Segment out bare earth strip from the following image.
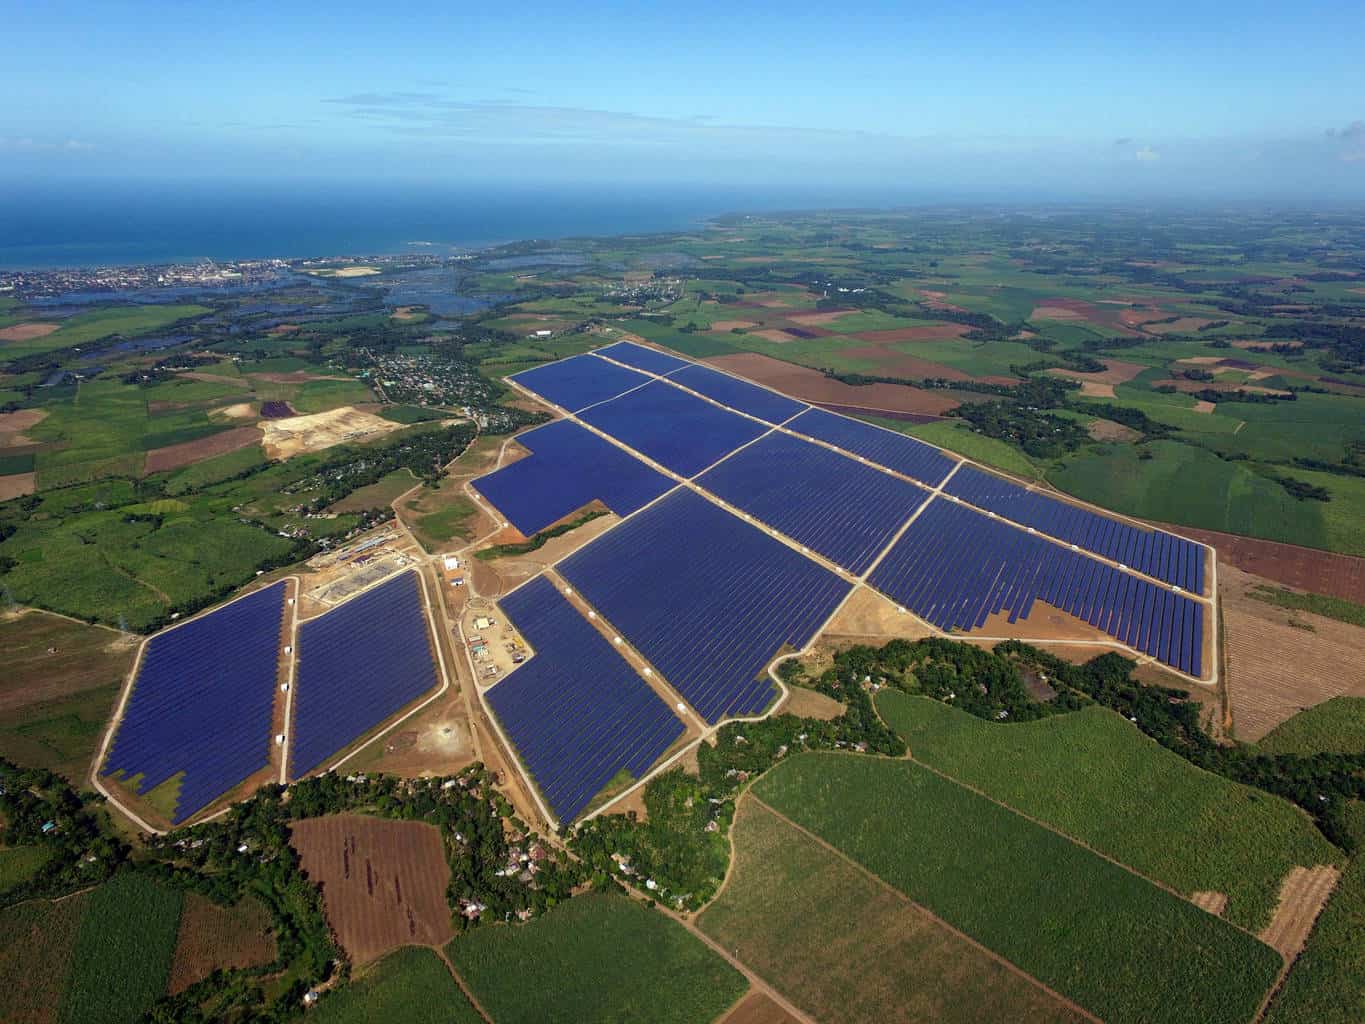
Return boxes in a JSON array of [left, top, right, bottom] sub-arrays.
[[704, 352, 961, 416], [167, 892, 277, 994], [721, 992, 804, 1024], [143, 425, 263, 474], [1219, 566, 1365, 740], [291, 814, 455, 965], [1160, 524, 1365, 605], [1192, 891, 1229, 917], [0, 472, 36, 500], [1259, 865, 1340, 959], [698, 797, 1092, 1024], [0, 322, 60, 342], [261, 406, 406, 459]]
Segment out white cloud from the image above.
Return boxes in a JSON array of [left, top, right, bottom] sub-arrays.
[[1135, 146, 1160, 162], [0, 137, 95, 152]]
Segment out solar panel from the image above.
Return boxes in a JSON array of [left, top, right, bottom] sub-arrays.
[[593, 340, 691, 376], [667, 363, 808, 425], [578, 379, 769, 477], [472, 419, 674, 536], [785, 407, 957, 486], [869, 498, 1204, 676], [697, 430, 928, 575], [944, 465, 1207, 593], [102, 581, 285, 824], [558, 489, 852, 722], [509, 353, 651, 412], [491, 576, 685, 824], [290, 571, 439, 777]]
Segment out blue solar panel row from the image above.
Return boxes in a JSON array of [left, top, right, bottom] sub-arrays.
[[698, 430, 928, 575], [944, 465, 1207, 593], [593, 340, 691, 376], [103, 581, 285, 823], [869, 499, 1205, 676], [491, 576, 685, 824], [291, 571, 440, 777], [509, 353, 651, 412], [579, 379, 769, 477], [472, 419, 675, 537], [668, 363, 809, 425], [786, 407, 957, 487], [559, 489, 852, 722]]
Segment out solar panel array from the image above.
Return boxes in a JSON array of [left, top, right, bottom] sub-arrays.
[[291, 571, 439, 777], [579, 379, 769, 477], [869, 499, 1204, 676], [944, 465, 1207, 593], [787, 407, 958, 486], [510, 353, 650, 412], [558, 489, 852, 722], [698, 430, 928, 575], [490, 576, 685, 824], [472, 419, 674, 536], [669, 363, 808, 425], [103, 582, 285, 824], [593, 340, 691, 376]]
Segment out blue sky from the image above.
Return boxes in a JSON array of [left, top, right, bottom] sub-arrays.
[[3, 0, 1363, 197]]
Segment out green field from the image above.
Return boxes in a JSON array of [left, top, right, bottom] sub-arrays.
[[879, 693, 1339, 928], [448, 893, 746, 1024], [699, 798, 1085, 1024], [328, 468, 416, 513], [1258, 698, 1365, 757], [312, 947, 482, 1024], [1049, 440, 1338, 551], [58, 872, 183, 1024], [753, 752, 1282, 1024], [291, 378, 374, 414], [1, 304, 210, 360], [0, 846, 53, 893], [0, 893, 90, 1024], [0, 684, 121, 783], [1265, 803, 1365, 1024], [900, 419, 1041, 477]]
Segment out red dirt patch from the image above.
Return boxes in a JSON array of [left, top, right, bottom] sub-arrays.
[[752, 328, 805, 343], [0, 322, 60, 342], [1047, 359, 1146, 386], [704, 352, 959, 417], [0, 472, 36, 500], [143, 425, 262, 474], [291, 814, 455, 965], [786, 310, 856, 326], [167, 892, 276, 994], [1259, 865, 1340, 959], [721, 992, 803, 1024], [854, 324, 971, 343], [708, 320, 757, 332]]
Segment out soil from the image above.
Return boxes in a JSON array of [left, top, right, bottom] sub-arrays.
[[1073, 381, 1116, 398], [704, 352, 961, 417], [786, 310, 856, 326], [181, 371, 251, 389], [0, 472, 36, 500], [1218, 565, 1365, 741], [1259, 865, 1340, 959], [1047, 359, 1147, 386], [970, 598, 1112, 644], [823, 586, 933, 641], [1161, 525, 1365, 604], [1086, 419, 1139, 442], [841, 345, 974, 382], [0, 408, 49, 445], [167, 893, 277, 995], [143, 425, 262, 474], [0, 322, 59, 342], [708, 320, 758, 332], [779, 686, 846, 721], [214, 402, 257, 420], [752, 329, 804, 343], [721, 992, 804, 1024], [1190, 891, 1228, 917], [290, 814, 455, 965], [260, 406, 405, 459], [0, 609, 135, 714], [1191, 400, 1216, 413]]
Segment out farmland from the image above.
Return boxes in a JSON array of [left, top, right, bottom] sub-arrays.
[[0, 304, 210, 360], [0, 893, 90, 1024], [290, 814, 454, 965], [752, 752, 1282, 1024], [166, 892, 276, 994], [311, 947, 483, 1024], [57, 872, 183, 1024], [449, 893, 747, 1024], [878, 692, 1339, 929], [1258, 698, 1365, 756], [699, 797, 1088, 1024]]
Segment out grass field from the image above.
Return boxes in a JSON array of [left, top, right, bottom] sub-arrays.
[[879, 693, 1339, 929], [699, 798, 1086, 1024], [410, 492, 481, 551], [57, 872, 183, 1024], [328, 469, 416, 513], [1257, 698, 1365, 757], [1, 304, 210, 360], [0, 893, 90, 1024], [900, 419, 1040, 477], [312, 947, 482, 1024], [0, 846, 53, 893], [1264, 802, 1365, 1024], [449, 893, 747, 1024], [753, 752, 1282, 1024], [291, 379, 374, 414], [1049, 440, 1337, 552]]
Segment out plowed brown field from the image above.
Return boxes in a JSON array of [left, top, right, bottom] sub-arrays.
[[1259, 865, 1340, 959], [167, 893, 276, 994], [143, 426, 262, 473], [1161, 526, 1365, 604], [704, 353, 960, 417], [1220, 565, 1365, 740], [291, 814, 454, 964]]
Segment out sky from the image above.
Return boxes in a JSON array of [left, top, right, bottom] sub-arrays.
[[3, 0, 1363, 199]]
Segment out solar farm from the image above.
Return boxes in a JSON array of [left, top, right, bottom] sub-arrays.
[[474, 339, 1217, 825], [97, 568, 446, 827]]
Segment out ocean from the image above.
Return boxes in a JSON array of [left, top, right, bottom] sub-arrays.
[[0, 181, 916, 270]]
